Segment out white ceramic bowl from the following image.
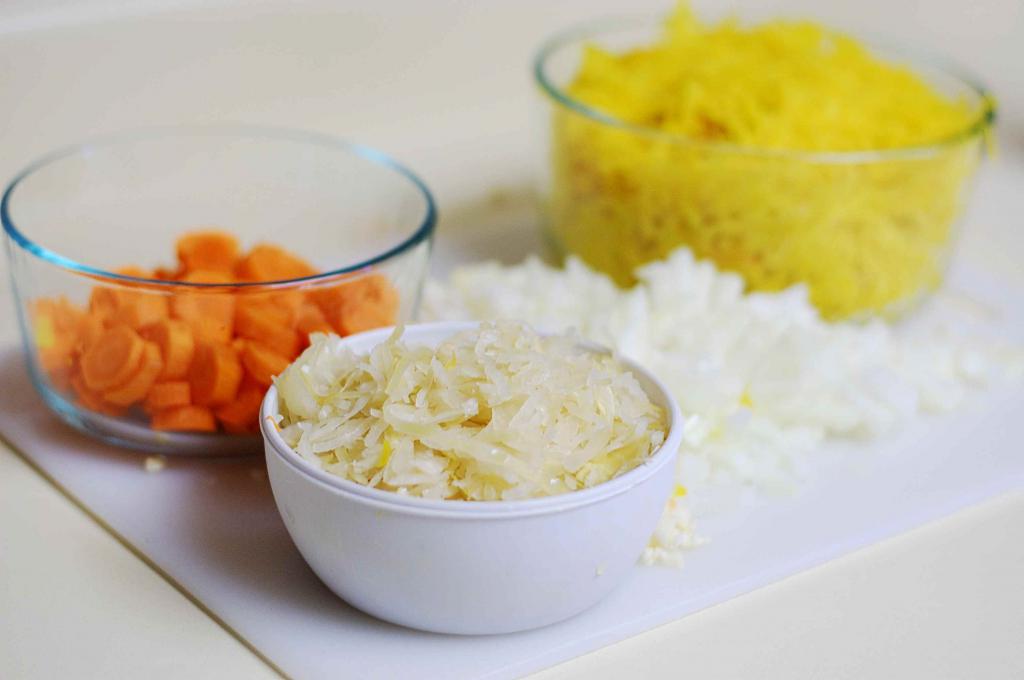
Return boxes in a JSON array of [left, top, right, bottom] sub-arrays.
[[260, 322, 682, 635]]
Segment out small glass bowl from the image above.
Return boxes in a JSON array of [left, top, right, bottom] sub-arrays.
[[3, 126, 436, 455], [534, 17, 995, 320]]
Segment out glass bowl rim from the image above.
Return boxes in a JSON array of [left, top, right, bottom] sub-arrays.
[[1, 124, 438, 289], [533, 14, 997, 163]]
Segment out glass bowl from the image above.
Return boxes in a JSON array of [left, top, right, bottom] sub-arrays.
[[3, 126, 436, 455], [534, 17, 995, 320]]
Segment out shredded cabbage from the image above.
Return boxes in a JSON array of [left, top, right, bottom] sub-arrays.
[[274, 321, 666, 501]]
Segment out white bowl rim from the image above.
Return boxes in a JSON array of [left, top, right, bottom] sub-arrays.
[[260, 321, 683, 519]]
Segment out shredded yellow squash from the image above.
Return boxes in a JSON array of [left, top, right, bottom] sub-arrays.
[[547, 4, 990, 318]]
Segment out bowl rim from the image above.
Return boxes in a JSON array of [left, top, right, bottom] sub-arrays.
[[1, 124, 438, 289], [260, 321, 683, 519], [533, 14, 997, 163]]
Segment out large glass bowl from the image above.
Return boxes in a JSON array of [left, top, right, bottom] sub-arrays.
[[3, 127, 436, 455], [534, 18, 995, 320]]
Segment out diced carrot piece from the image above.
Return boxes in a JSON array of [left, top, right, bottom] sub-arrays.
[[153, 265, 184, 281], [89, 267, 151, 323], [235, 298, 300, 358], [170, 269, 235, 344], [141, 319, 195, 380], [75, 313, 105, 357], [70, 373, 127, 417], [240, 341, 292, 386], [103, 341, 163, 406], [176, 230, 240, 273], [40, 353, 75, 392], [151, 405, 217, 432], [294, 300, 334, 345], [32, 297, 85, 336], [189, 341, 243, 407], [235, 244, 317, 282], [144, 381, 191, 412], [88, 286, 120, 321], [214, 383, 265, 434], [116, 266, 150, 278], [30, 298, 82, 390], [112, 292, 169, 330], [80, 325, 145, 391], [315, 274, 399, 336]]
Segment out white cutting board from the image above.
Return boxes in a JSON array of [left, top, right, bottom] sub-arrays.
[[1, 258, 1022, 680]]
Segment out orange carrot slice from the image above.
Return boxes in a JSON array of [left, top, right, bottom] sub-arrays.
[[294, 300, 334, 343], [170, 269, 235, 344], [70, 373, 127, 417], [30, 298, 82, 389], [80, 326, 145, 391], [317, 274, 399, 336], [88, 286, 120, 321], [214, 383, 265, 434], [141, 319, 195, 380], [75, 313, 105, 357], [240, 341, 292, 386], [32, 297, 85, 336], [153, 265, 184, 281], [235, 298, 300, 358], [112, 292, 169, 330], [189, 341, 243, 407], [103, 341, 163, 406], [235, 244, 317, 282], [88, 266, 152, 324], [151, 405, 217, 432], [176, 230, 240, 273], [144, 381, 191, 411]]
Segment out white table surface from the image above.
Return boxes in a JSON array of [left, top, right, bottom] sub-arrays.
[[1, 1, 1022, 678]]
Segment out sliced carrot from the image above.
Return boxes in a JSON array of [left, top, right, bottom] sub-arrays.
[[32, 297, 85, 336], [80, 325, 145, 391], [249, 290, 304, 318], [30, 298, 82, 389], [151, 405, 217, 432], [176, 230, 240, 273], [235, 244, 317, 282], [141, 319, 195, 380], [88, 266, 151, 324], [70, 373, 127, 417], [115, 266, 150, 278], [40, 354, 75, 392], [112, 292, 169, 330], [234, 298, 301, 358], [144, 381, 191, 412], [75, 313, 105, 357], [240, 341, 292, 386], [317, 274, 399, 336], [170, 269, 235, 344], [294, 301, 334, 345], [88, 286, 120, 321], [214, 383, 265, 434], [103, 341, 163, 406], [189, 341, 243, 407], [153, 265, 184, 281]]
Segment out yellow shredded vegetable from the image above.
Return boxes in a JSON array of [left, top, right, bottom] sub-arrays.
[[546, 4, 990, 319]]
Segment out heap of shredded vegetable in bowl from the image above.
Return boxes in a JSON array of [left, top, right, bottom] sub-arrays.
[[273, 322, 667, 500], [543, 3, 991, 319]]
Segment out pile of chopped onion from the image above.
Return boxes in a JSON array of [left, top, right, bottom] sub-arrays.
[[423, 248, 1022, 565], [274, 321, 666, 501]]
